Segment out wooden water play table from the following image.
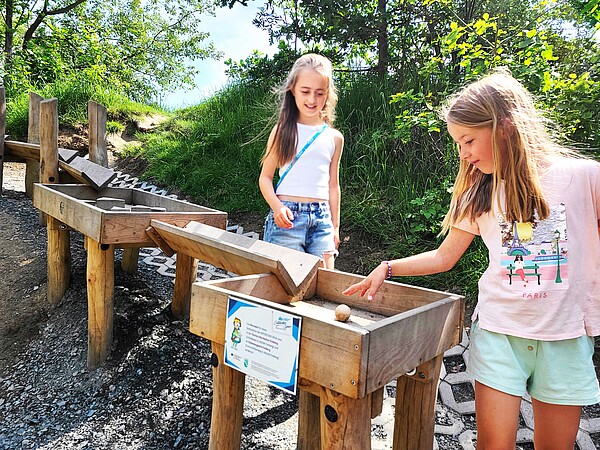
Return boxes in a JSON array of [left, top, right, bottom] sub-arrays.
[[149, 220, 464, 449], [33, 183, 227, 368]]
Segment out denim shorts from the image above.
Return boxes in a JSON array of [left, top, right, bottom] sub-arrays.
[[468, 321, 600, 405], [263, 201, 337, 259]]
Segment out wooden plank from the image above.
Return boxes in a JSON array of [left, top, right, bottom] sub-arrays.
[[4, 140, 79, 162], [26, 93, 42, 198], [5, 140, 43, 159], [96, 197, 126, 210], [34, 183, 104, 242], [151, 220, 319, 297], [62, 156, 117, 191], [205, 274, 292, 302], [364, 296, 463, 395], [145, 226, 175, 256], [132, 190, 225, 213], [37, 183, 134, 203], [58, 148, 79, 163], [101, 213, 225, 245]]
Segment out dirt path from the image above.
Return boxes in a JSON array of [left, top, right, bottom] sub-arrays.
[[0, 173, 51, 370]]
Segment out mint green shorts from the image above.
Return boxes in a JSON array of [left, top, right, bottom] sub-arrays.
[[469, 321, 600, 405]]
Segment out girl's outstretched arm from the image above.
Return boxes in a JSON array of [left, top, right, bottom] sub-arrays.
[[342, 227, 475, 301]]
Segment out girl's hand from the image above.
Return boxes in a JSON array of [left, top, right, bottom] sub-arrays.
[[342, 263, 388, 301], [274, 206, 294, 228]]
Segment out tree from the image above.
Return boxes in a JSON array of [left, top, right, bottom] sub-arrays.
[[1, 0, 223, 101]]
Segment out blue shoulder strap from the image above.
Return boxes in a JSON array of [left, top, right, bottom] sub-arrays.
[[275, 124, 327, 190]]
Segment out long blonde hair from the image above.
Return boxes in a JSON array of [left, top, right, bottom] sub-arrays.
[[262, 53, 338, 167], [440, 68, 574, 232]]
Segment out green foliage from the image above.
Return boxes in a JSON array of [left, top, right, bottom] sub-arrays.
[[2, 0, 221, 103], [5, 77, 165, 140], [389, 90, 441, 144], [405, 181, 453, 244], [107, 121, 125, 135]]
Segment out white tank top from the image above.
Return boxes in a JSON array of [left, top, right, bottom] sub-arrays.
[[276, 123, 336, 200]]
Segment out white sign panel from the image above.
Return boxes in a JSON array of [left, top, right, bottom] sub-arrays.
[[224, 296, 302, 395]]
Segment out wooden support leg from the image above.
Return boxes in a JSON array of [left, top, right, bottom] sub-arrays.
[[46, 216, 71, 305], [86, 237, 114, 370], [319, 388, 372, 450], [120, 248, 139, 274], [297, 390, 322, 450], [392, 354, 443, 450], [371, 386, 385, 418], [209, 342, 245, 450], [24, 159, 39, 199], [172, 253, 198, 319]]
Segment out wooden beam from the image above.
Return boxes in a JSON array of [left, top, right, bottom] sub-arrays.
[[26, 92, 42, 197], [39, 98, 60, 185], [59, 156, 117, 191], [150, 220, 320, 297], [88, 101, 109, 167], [4, 140, 79, 162]]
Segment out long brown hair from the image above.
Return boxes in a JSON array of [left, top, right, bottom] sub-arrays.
[[440, 68, 576, 232], [262, 53, 337, 167]]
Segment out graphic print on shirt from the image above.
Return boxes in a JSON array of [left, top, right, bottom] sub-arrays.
[[499, 202, 568, 291]]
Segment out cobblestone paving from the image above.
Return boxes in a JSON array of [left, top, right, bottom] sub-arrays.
[[110, 172, 600, 449]]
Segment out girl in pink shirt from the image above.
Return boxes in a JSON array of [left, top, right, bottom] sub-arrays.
[[344, 69, 600, 448]]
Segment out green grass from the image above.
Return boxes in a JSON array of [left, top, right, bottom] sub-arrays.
[[6, 77, 167, 141]]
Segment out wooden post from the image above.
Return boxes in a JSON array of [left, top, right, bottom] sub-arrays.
[[172, 253, 198, 319], [120, 247, 139, 274], [39, 98, 60, 225], [39, 98, 60, 184], [121, 249, 140, 273], [319, 388, 372, 449], [0, 87, 5, 195], [209, 342, 245, 450], [26, 93, 42, 198], [297, 390, 322, 449], [392, 354, 443, 450], [46, 217, 71, 305], [86, 237, 115, 369], [88, 100, 109, 168]]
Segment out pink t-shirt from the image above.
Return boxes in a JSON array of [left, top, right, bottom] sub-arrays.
[[454, 157, 600, 340]]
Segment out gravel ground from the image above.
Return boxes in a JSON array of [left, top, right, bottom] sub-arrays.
[[0, 188, 300, 450]]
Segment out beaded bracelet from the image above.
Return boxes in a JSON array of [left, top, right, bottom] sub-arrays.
[[382, 261, 392, 279]]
